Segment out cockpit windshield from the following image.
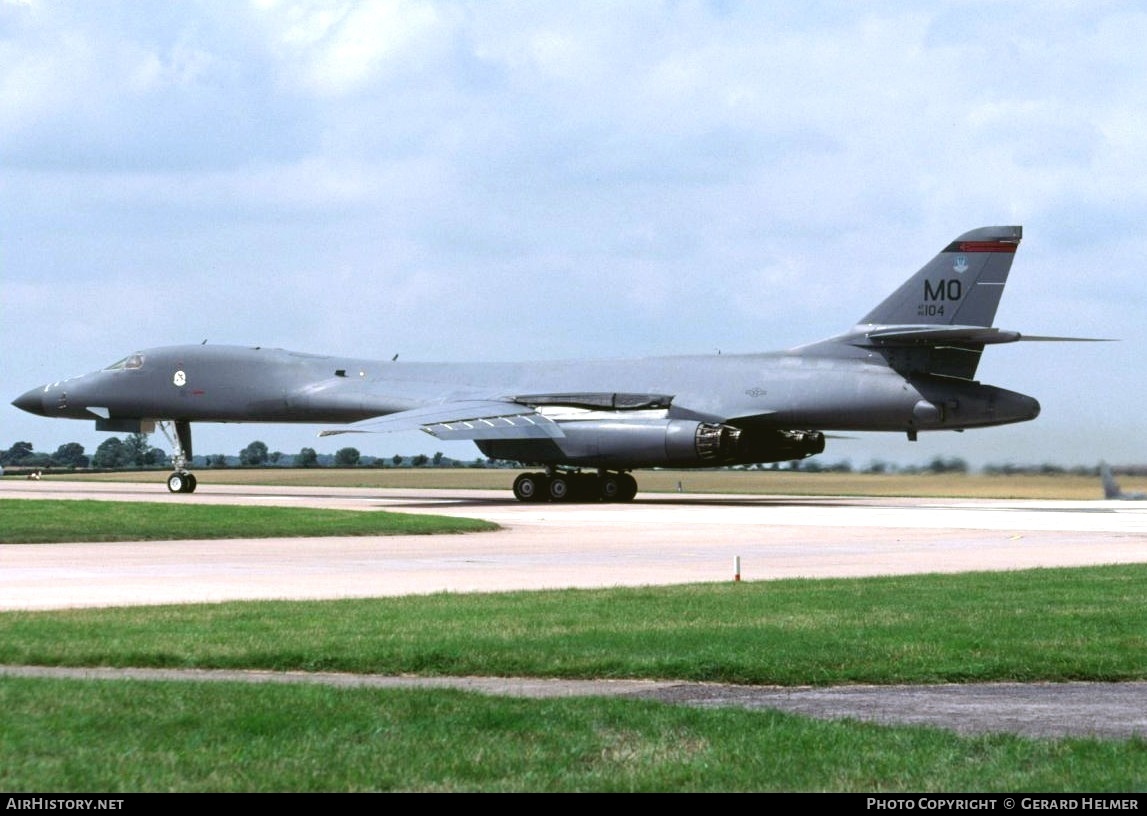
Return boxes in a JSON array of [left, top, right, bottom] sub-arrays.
[[104, 353, 145, 371]]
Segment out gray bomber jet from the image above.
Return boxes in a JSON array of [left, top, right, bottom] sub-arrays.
[[13, 225, 1080, 501]]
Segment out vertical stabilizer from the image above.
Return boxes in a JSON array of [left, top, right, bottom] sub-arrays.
[[859, 226, 1022, 328], [1097, 462, 1146, 499], [838, 225, 1024, 380], [1101, 461, 1121, 499]]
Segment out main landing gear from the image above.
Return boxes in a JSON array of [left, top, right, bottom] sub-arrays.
[[512, 469, 638, 503], [159, 419, 198, 493]]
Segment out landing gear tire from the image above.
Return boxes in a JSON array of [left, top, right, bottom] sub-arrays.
[[167, 471, 197, 494], [548, 475, 570, 501], [598, 472, 637, 502], [513, 472, 548, 502], [617, 473, 638, 502]]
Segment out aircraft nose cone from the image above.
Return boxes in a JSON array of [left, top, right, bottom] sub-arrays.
[[11, 388, 46, 416]]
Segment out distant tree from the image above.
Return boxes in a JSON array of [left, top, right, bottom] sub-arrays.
[[392, 454, 404, 467], [92, 438, 127, 468], [0, 441, 35, 466], [239, 440, 269, 466], [208, 454, 228, 468], [120, 433, 154, 467], [334, 447, 360, 466], [296, 447, 319, 468], [411, 453, 429, 467], [51, 442, 88, 469], [269, 451, 282, 465], [926, 456, 968, 474], [432, 451, 444, 466]]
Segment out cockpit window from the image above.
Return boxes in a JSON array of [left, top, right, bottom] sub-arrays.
[[104, 353, 145, 371]]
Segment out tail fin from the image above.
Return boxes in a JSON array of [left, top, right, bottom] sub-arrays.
[[794, 226, 1027, 379], [1098, 463, 1147, 499], [859, 225, 1023, 327], [847, 225, 1023, 380], [1101, 461, 1121, 500], [796, 225, 1103, 383]]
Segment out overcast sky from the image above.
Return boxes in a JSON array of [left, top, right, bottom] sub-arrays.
[[3, 1, 1145, 470]]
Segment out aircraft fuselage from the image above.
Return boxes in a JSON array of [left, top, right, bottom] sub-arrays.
[[14, 343, 1038, 435]]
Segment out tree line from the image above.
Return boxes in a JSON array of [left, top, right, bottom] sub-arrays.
[[0, 435, 499, 471], [0, 436, 1129, 476]]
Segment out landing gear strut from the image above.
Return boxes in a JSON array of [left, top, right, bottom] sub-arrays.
[[159, 420, 197, 493], [512, 469, 637, 503]]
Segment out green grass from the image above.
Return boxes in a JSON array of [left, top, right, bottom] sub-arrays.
[[2, 676, 1142, 792], [0, 498, 497, 543], [3, 566, 1145, 683], [2, 567, 1147, 791]]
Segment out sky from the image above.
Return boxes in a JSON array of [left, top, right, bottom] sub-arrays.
[[3, 0, 1146, 471]]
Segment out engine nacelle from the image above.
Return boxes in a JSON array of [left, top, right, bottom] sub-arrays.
[[476, 419, 825, 469]]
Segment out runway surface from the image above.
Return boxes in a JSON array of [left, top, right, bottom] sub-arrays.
[[4, 478, 1147, 741]]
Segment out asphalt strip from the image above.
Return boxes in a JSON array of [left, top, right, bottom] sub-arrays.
[[2, 665, 1144, 742]]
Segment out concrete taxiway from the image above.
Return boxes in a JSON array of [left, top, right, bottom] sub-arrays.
[[4, 478, 1147, 741]]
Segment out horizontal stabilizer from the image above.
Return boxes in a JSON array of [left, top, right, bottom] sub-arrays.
[[851, 326, 1114, 346], [320, 400, 563, 441], [857, 325, 1023, 346], [1011, 335, 1116, 342]]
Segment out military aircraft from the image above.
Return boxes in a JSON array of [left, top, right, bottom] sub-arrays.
[[1100, 462, 1147, 500], [13, 225, 1089, 501]]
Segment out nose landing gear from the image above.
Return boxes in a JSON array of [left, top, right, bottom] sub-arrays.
[[159, 420, 198, 493], [166, 470, 198, 494]]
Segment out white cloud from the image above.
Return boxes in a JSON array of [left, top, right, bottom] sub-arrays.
[[251, 0, 447, 95]]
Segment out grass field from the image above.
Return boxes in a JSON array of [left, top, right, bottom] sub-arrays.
[[5, 672, 1141, 792], [0, 498, 496, 543], [16, 465, 1132, 500], [5, 566, 1145, 684], [3, 673, 1141, 793], [3, 566, 1147, 792]]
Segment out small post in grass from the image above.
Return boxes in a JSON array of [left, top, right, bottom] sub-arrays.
[[734, 555, 741, 583]]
